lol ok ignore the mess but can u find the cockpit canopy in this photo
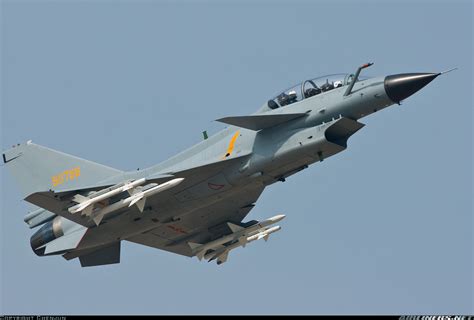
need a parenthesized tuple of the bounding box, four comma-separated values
(267, 73, 366, 110)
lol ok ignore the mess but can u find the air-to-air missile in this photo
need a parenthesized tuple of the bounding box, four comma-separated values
(68, 178, 147, 214)
(206, 225, 282, 265)
(90, 177, 185, 225)
(71, 178, 185, 225)
(188, 214, 285, 264)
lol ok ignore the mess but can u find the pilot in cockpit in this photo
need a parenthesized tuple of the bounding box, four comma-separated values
(287, 90, 297, 104)
(277, 93, 289, 106)
(304, 80, 322, 98)
(277, 90, 298, 106)
(320, 79, 335, 92)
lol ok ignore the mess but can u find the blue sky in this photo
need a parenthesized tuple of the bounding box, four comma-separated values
(1, 0, 472, 315)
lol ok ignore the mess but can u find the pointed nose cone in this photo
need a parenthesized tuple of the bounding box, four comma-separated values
(384, 73, 440, 103)
(269, 214, 286, 223)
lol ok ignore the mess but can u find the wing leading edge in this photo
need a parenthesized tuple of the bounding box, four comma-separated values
(216, 113, 308, 131)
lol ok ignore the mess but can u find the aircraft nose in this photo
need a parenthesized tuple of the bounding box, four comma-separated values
(384, 73, 440, 103)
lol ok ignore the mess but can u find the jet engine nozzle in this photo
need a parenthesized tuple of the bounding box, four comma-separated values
(30, 216, 79, 256)
(30, 217, 63, 256)
(384, 73, 440, 103)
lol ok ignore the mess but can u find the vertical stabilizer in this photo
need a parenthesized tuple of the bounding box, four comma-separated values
(3, 141, 123, 198)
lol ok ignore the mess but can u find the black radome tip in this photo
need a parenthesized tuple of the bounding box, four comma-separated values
(384, 73, 440, 103)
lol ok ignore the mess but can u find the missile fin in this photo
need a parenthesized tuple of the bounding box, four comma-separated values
(196, 250, 205, 261)
(129, 195, 144, 207)
(72, 194, 89, 204)
(82, 205, 93, 216)
(238, 237, 247, 247)
(227, 222, 244, 233)
(135, 198, 146, 212)
(92, 213, 104, 226)
(264, 234, 270, 242)
(217, 252, 229, 265)
(188, 242, 201, 250)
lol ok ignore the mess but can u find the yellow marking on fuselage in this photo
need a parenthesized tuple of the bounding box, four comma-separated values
(51, 167, 81, 187)
(223, 131, 240, 159)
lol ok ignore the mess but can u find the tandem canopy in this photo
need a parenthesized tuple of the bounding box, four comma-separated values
(266, 73, 367, 110)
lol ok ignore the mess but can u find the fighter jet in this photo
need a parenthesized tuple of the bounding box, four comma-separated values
(3, 63, 451, 267)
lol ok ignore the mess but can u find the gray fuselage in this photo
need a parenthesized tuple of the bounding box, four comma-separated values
(73, 76, 394, 251)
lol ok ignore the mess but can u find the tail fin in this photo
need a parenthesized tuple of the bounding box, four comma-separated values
(3, 140, 122, 198)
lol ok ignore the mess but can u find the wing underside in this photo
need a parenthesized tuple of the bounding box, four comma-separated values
(126, 184, 266, 257)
